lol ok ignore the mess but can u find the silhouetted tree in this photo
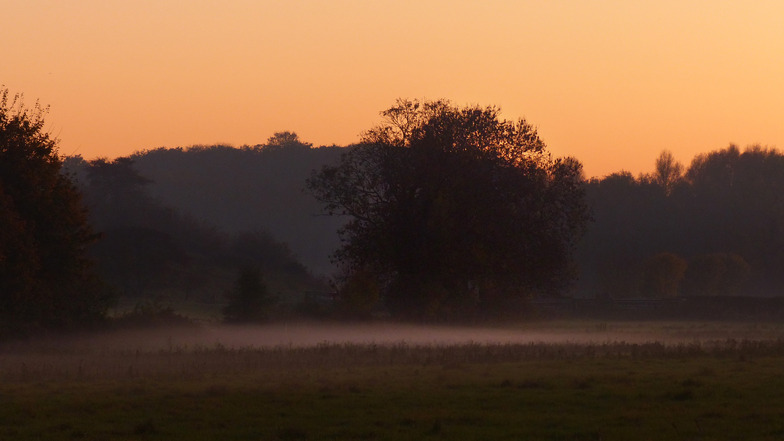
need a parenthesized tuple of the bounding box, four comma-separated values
(0, 88, 111, 330)
(651, 150, 684, 196)
(308, 99, 589, 318)
(223, 267, 277, 323)
(265, 131, 312, 151)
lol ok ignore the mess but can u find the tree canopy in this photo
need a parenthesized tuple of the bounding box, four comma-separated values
(578, 144, 784, 298)
(61, 155, 325, 304)
(0, 88, 110, 331)
(308, 99, 589, 318)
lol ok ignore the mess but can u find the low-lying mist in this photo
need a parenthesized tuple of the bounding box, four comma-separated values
(4, 321, 784, 383)
(7, 321, 784, 354)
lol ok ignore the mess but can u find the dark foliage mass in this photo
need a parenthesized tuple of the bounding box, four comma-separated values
(308, 99, 590, 318)
(63, 153, 326, 309)
(126, 133, 346, 275)
(223, 267, 278, 323)
(0, 89, 111, 331)
(579, 146, 784, 298)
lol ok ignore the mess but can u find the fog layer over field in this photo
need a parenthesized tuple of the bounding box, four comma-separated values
(4, 322, 784, 384)
(7, 322, 784, 353)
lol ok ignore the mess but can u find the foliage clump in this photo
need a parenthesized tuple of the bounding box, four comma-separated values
(223, 267, 278, 323)
(682, 253, 750, 297)
(640, 253, 688, 298)
(0, 88, 111, 331)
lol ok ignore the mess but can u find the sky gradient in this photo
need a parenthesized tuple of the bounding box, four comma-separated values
(4, 0, 783, 177)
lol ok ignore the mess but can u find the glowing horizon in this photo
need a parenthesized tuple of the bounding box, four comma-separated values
(4, 1, 783, 178)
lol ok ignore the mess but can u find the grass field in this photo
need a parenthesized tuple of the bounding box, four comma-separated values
(2, 321, 784, 440)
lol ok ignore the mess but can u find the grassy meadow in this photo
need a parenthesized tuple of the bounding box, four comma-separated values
(2, 321, 784, 440)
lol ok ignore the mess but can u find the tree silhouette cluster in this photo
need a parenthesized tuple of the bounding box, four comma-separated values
(579, 146, 783, 298)
(0, 89, 110, 331)
(63, 155, 325, 306)
(223, 267, 277, 323)
(309, 99, 589, 318)
(123, 135, 345, 275)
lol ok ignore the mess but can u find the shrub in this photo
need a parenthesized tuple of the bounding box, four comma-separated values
(682, 253, 750, 296)
(223, 267, 278, 323)
(640, 252, 687, 298)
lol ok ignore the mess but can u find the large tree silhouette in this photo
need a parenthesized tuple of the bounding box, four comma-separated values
(309, 99, 589, 318)
(0, 89, 111, 330)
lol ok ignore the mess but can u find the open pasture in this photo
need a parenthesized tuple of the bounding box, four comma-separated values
(2, 320, 784, 440)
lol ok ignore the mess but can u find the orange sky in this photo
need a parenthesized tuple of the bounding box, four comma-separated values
(4, 0, 783, 178)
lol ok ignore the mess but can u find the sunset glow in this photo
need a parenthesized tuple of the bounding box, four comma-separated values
(5, 0, 783, 177)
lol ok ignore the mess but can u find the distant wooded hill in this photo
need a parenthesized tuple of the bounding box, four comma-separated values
(62, 135, 346, 308)
(129, 143, 346, 275)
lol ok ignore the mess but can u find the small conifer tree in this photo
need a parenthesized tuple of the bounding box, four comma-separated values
(223, 267, 276, 323)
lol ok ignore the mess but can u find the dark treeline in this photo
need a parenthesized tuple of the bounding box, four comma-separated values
(128, 135, 346, 275)
(577, 145, 784, 299)
(7, 84, 784, 330)
(68, 142, 784, 313)
(62, 133, 338, 313)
